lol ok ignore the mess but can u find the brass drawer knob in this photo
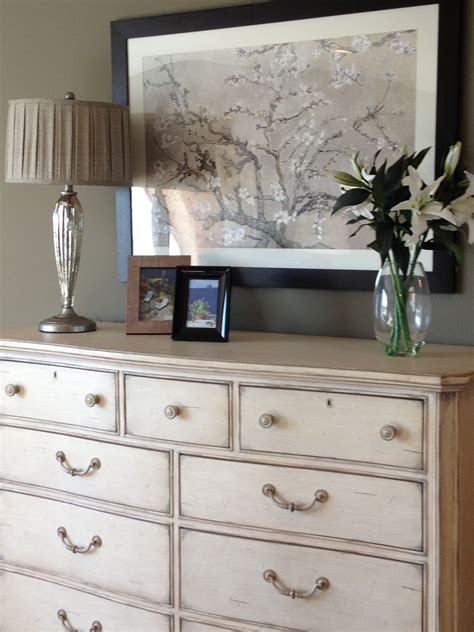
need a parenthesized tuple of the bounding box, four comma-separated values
(259, 413, 275, 428)
(84, 393, 100, 407)
(164, 405, 180, 419)
(56, 451, 101, 477)
(263, 569, 330, 599)
(380, 425, 397, 441)
(262, 484, 328, 512)
(57, 526, 102, 554)
(57, 609, 102, 632)
(5, 383, 20, 397)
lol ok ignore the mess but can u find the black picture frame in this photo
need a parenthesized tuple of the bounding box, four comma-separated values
(111, 0, 462, 292)
(172, 267, 232, 342)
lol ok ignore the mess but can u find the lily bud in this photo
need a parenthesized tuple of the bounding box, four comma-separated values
(444, 141, 462, 178)
(350, 152, 363, 180)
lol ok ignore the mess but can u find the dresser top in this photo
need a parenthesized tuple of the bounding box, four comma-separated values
(1, 323, 473, 389)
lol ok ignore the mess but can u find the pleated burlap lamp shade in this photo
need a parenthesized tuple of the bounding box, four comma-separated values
(5, 92, 131, 333)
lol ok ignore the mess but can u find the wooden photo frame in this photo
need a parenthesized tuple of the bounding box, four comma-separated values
(172, 267, 232, 342)
(126, 255, 191, 333)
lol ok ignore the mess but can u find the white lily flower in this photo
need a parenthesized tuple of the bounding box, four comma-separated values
(361, 168, 376, 183)
(336, 199, 374, 219)
(351, 201, 374, 219)
(445, 171, 474, 243)
(391, 167, 457, 245)
(392, 166, 453, 217)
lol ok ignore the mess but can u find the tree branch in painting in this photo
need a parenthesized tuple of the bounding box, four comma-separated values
(142, 30, 416, 252)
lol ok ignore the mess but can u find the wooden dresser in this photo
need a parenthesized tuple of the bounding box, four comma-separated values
(1, 324, 473, 632)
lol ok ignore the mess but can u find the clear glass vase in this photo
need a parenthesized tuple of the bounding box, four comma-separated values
(373, 257, 431, 357)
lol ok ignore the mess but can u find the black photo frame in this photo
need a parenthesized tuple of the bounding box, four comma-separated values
(112, 0, 462, 292)
(172, 267, 232, 342)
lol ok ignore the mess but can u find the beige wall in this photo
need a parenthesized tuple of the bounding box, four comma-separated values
(1, 0, 473, 344)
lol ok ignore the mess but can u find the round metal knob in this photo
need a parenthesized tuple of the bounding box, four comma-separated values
(259, 413, 275, 429)
(380, 425, 397, 441)
(84, 393, 100, 407)
(5, 384, 20, 397)
(164, 405, 180, 419)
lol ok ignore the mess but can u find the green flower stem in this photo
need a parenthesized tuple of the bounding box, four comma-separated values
(386, 253, 412, 355)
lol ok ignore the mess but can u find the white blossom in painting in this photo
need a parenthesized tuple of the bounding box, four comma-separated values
(142, 29, 417, 251)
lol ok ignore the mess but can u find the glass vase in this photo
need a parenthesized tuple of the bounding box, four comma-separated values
(373, 257, 431, 357)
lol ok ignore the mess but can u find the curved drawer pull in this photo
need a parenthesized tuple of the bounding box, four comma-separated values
(57, 527, 102, 554)
(5, 383, 20, 397)
(84, 393, 100, 407)
(57, 609, 103, 631)
(263, 569, 330, 599)
(380, 425, 397, 441)
(262, 484, 328, 512)
(164, 405, 180, 419)
(56, 451, 101, 477)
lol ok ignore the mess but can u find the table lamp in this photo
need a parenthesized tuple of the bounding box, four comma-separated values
(5, 92, 131, 333)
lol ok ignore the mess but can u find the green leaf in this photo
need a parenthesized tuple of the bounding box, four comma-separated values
(422, 239, 463, 265)
(375, 221, 393, 263)
(331, 188, 370, 215)
(385, 155, 404, 185)
(323, 170, 368, 188)
(348, 224, 369, 238)
(391, 241, 410, 279)
(410, 147, 431, 170)
(371, 161, 387, 210)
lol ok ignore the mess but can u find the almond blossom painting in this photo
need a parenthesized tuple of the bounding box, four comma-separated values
(141, 29, 417, 254)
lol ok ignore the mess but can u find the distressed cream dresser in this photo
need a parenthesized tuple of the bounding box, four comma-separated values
(1, 324, 473, 632)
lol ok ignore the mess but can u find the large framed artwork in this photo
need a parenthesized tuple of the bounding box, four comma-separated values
(111, 0, 461, 291)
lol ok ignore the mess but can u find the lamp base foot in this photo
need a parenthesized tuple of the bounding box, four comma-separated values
(39, 308, 96, 333)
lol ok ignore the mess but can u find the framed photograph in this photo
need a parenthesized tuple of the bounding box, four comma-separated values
(126, 255, 191, 333)
(172, 267, 232, 341)
(112, 0, 461, 291)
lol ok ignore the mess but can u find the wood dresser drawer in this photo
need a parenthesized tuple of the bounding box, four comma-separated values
(180, 456, 423, 550)
(240, 386, 423, 468)
(125, 375, 230, 447)
(1, 426, 170, 513)
(0, 360, 117, 431)
(2, 491, 170, 604)
(180, 530, 423, 631)
(1, 572, 171, 632)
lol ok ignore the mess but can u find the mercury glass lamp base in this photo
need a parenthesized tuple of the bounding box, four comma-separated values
(39, 307, 96, 333)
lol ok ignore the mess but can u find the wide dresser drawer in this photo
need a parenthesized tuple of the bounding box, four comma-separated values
(0, 360, 117, 431)
(180, 530, 423, 631)
(125, 375, 230, 447)
(2, 492, 170, 603)
(1, 572, 171, 632)
(1, 426, 170, 513)
(240, 386, 423, 468)
(180, 456, 423, 550)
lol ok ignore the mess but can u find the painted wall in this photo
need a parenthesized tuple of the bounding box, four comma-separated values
(1, 0, 473, 344)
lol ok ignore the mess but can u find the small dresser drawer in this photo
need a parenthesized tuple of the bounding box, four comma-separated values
(0, 360, 117, 431)
(240, 386, 423, 469)
(181, 530, 423, 631)
(2, 491, 170, 604)
(180, 456, 422, 550)
(1, 426, 170, 513)
(1, 572, 171, 632)
(125, 375, 230, 447)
